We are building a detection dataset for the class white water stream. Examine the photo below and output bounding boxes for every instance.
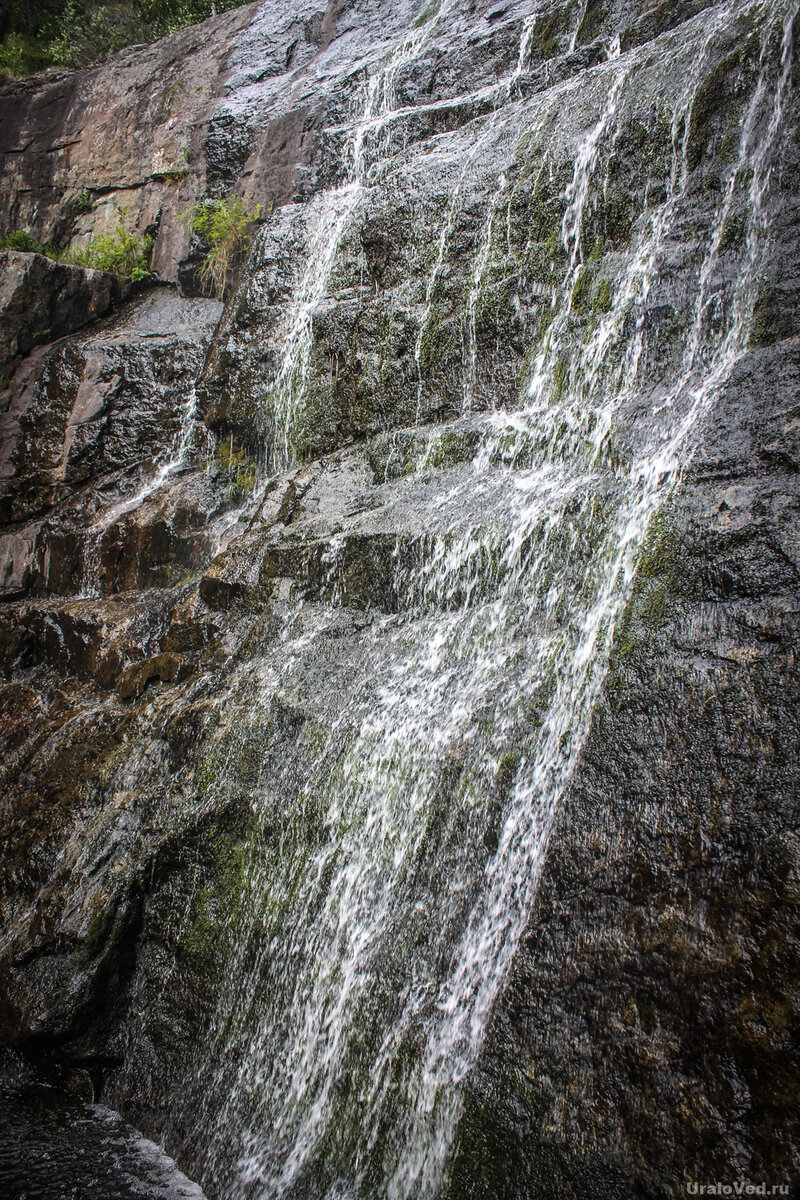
[157,1,797,1197]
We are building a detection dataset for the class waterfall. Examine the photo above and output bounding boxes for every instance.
[262,0,461,475]
[135,1,797,1196]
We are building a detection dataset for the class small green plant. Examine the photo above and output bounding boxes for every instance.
[184,193,261,295]
[74,188,94,213]
[0,230,47,254]
[69,207,152,281]
[214,442,257,501]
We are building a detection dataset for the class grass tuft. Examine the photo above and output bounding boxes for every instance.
[183,193,261,296]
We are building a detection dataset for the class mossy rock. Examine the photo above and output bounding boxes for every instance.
[607,513,682,681]
[574,0,607,46]
[686,41,760,173]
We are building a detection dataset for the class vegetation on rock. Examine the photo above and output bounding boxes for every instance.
[0,0,253,74]
[213,441,257,500]
[0,230,49,254]
[1,210,152,283]
[185,194,261,296]
[68,212,153,282]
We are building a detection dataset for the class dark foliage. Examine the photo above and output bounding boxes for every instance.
[0,0,251,74]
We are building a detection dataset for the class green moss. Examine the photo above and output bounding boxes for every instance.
[180,826,254,967]
[609,513,681,677]
[425,429,480,470]
[571,269,615,323]
[570,268,592,315]
[686,43,758,173]
[449,1071,560,1198]
[552,353,570,403]
[749,285,795,349]
[412,0,440,28]
[495,751,521,798]
[535,10,568,59]
[593,278,613,313]
[588,234,604,263]
[688,56,732,171]
[197,749,222,793]
[637,512,680,580]
[575,0,606,45]
[599,186,635,248]
[80,902,115,963]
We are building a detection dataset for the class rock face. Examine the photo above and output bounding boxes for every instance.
[0,5,258,282]
[0,1050,209,1199]
[0,289,224,598]
[0,251,121,380]
[0,2,799,1199]
[451,340,800,1198]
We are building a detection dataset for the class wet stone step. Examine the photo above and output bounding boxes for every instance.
[0,1081,207,1200]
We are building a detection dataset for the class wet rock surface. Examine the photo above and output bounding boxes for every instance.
[0,252,121,381]
[0,0,798,1198]
[0,1055,207,1199]
[450,341,800,1199]
[0,289,223,598]
[0,5,259,282]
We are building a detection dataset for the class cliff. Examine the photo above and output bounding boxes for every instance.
[0,1,798,1197]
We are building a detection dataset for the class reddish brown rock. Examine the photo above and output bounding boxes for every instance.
[116,651,188,701]
[0,5,258,284]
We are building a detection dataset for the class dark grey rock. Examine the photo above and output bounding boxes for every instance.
[0,250,119,380]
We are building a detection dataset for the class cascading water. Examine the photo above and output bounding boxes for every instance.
[262,0,461,475]
[113,1,796,1197]
[80,381,201,597]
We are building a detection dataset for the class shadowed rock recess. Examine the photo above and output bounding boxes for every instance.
[1,0,799,1197]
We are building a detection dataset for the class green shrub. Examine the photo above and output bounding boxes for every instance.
[1,209,151,281]
[0,231,47,254]
[74,188,94,213]
[0,32,54,76]
[184,194,261,295]
[44,2,139,68]
[69,209,152,281]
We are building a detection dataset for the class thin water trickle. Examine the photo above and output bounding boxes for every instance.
[262,0,461,477]
[80,384,200,598]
